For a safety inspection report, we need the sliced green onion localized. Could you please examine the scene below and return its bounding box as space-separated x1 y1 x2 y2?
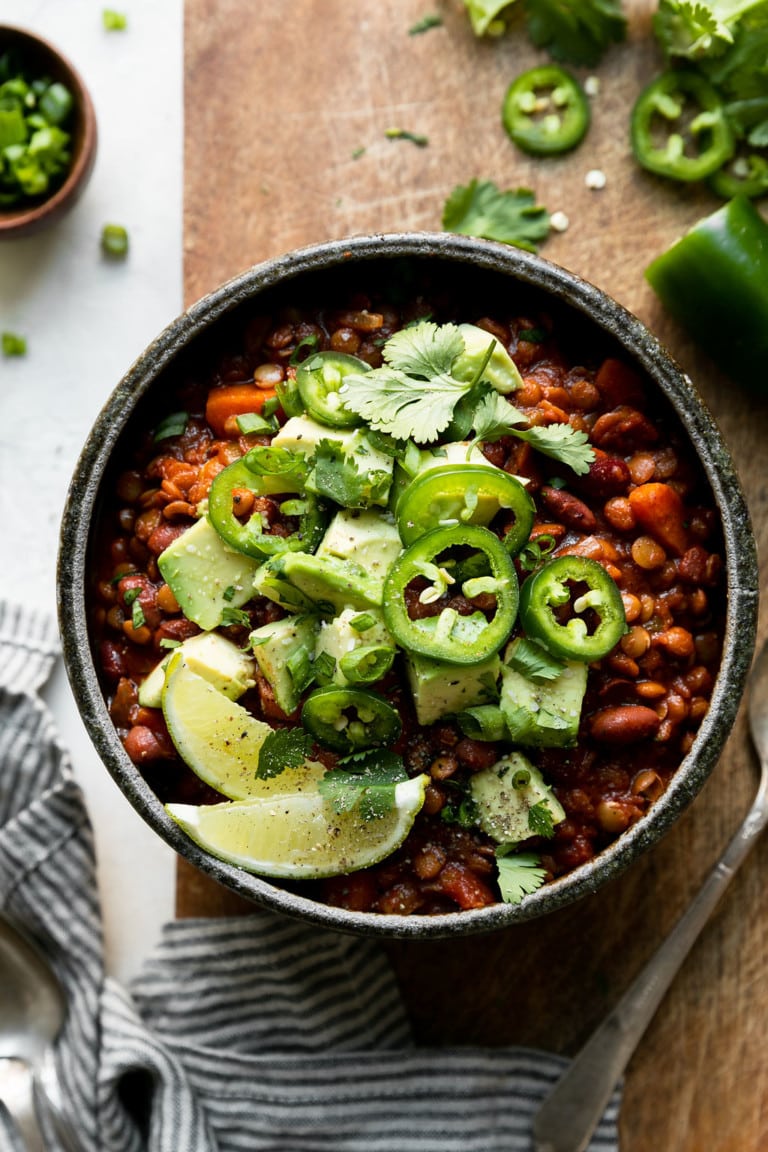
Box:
101 223 129 259
349 612 377 633
102 9 128 29
153 411 188 442
2 332 27 356
39 83 73 126
312 651 337 684
236 411 277 435
131 600 146 630
457 705 508 742
339 645 395 686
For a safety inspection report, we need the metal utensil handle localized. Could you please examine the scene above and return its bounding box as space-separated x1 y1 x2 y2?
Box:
532 779 768 1152
0 1059 46 1152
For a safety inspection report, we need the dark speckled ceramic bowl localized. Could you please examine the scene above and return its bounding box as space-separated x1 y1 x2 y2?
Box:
57 234 758 938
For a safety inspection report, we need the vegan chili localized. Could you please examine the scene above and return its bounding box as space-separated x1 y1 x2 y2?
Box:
92 293 725 916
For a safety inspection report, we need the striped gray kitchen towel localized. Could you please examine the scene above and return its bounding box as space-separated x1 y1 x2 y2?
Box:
0 602 620 1151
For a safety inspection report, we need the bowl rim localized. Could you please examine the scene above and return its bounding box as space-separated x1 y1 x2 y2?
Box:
0 24 98 237
57 232 759 939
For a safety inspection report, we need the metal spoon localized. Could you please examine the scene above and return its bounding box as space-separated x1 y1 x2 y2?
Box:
0 913 82 1151
533 639 768 1152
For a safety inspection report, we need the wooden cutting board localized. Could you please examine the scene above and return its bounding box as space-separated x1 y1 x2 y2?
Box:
181 3 768 1148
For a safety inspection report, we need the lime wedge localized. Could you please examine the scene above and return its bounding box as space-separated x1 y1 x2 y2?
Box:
162 653 323 800
166 773 428 879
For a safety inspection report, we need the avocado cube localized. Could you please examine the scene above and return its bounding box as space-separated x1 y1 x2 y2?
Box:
452 323 523 394
138 632 256 708
249 615 319 715
315 509 402 586
406 649 500 726
269 551 382 614
500 660 587 748
157 516 261 631
470 751 565 844
272 416 394 507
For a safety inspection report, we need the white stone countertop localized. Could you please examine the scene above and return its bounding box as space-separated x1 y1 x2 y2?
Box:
0 0 183 982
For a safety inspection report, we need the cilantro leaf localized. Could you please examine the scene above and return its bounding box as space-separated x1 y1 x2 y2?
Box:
470 390 527 441
319 750 408 820
339 322 473 443
442 180 550 253
707 9 768 97
308 439 392 506
513 422 595 475
463 0 519 36
256 727 315 779
525 0 627 67
496 850 547 904
506 636 566 682
221 606 251 627
469 389 594 474
383 320 465 379
527 800 556 839
654 0 734 61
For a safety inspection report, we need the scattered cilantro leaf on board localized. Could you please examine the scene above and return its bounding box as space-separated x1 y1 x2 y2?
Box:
442 180 551 253
409 13 443 34
464 0 519 37
525 0 627 67
654 0 735 61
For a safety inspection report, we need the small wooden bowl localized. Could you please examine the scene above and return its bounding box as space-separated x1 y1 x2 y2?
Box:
0 26 97 239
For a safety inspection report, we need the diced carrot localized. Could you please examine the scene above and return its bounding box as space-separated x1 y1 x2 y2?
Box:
628 482 688 557
205 384 277 438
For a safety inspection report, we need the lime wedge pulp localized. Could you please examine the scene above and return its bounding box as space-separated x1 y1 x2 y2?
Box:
166 774 429 880
161 652 323 800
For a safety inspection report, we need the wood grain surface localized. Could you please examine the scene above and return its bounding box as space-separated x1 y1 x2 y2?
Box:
181 3 768 1148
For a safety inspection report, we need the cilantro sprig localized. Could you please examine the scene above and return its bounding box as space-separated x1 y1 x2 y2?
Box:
338 321 472 442
470 390 595 475
339 321 595 471
463 0 625 64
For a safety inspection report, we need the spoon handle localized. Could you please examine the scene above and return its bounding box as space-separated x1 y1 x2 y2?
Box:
0 1058 46 1152
532 782 768 1152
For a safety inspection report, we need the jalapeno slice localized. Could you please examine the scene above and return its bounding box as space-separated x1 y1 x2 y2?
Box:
519 555 626 662
502 66 590 156
631 71 734 182
301 686 402 753
295 351 369 428
382 524 519 666
396 465 535 555
208 458 327 559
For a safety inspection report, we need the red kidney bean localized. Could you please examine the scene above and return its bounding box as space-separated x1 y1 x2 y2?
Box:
99 640 126 681
590 705 661 743
122 724 175 763
540 485 597 532
581 453 632 498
